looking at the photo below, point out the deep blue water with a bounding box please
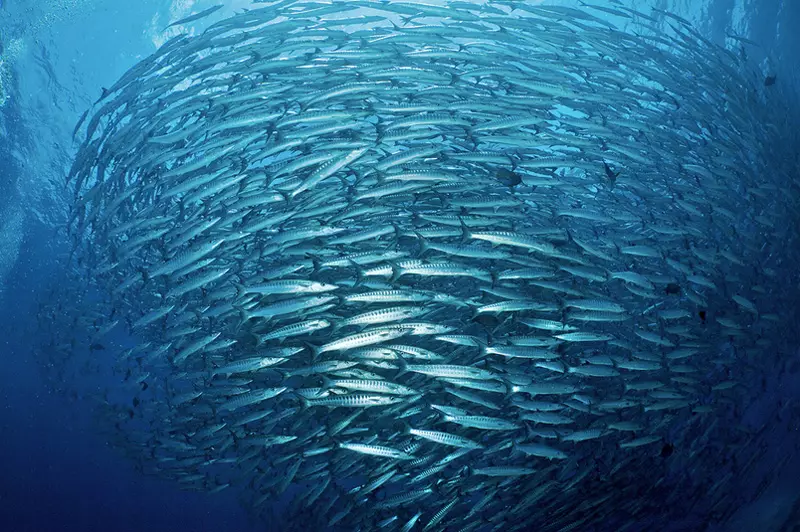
[0,228,250,531]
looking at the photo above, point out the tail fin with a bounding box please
[388,261,405,284]
[502,377,516,402]
[395,357,409,379]
[459,217,473,243]
[415,232,430,256]
[235,306,251,330]
[94,87,110,104]
[347,259,364,287]
[232,281,247,299]
[390,223,402,247]
[304,341,322,360]
[248,332,262,348]
[375,121,387,143]
[297,393,311,410]
[307,253,323,274]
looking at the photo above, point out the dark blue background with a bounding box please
[0,149,255,532]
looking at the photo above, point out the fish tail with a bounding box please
[414,232,429,256]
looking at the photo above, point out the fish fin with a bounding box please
[334,173,351,188]
[458,217,472,243]
[248,332,262,348]
[347,259,364,287]
[390,223,402,247]
[395,357,408,379]
[470,305,483,321]
[502,378,516,402]
[304,341,321,360]
[235,306,251,327]
[388,261,404,284]
[297,394,311,410]
[432,413,448,426]
[306,253,323,274]
[473,337,490,360]
[414,232,429,256]
[493,316,511,336]
[375,121,387,143]
[94,87,110,104]
[510,438,520,456]
[281,188,297,202]
[231,281,247,298]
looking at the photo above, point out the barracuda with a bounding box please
[55,1,798,530]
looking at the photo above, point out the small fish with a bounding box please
[54,2,795,531]
[164,4,224,30]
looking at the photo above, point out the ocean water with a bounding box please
[0,1,799,531]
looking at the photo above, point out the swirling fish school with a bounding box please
[50,1,800,531]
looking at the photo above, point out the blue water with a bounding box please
[0,220,251,531]
[0,2,255,525]
[1,1,799,531]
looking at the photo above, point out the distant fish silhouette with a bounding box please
[495,168,521,187]
[472,314,500,328]
[603,160,620,184]
[664,283,681,295]
[164,4,224,32]
[765,75,777,86]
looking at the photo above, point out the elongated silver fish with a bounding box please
[55,2,798,531]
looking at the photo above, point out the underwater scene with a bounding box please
[0,1,799,531]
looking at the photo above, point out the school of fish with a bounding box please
[44,0,800,530]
